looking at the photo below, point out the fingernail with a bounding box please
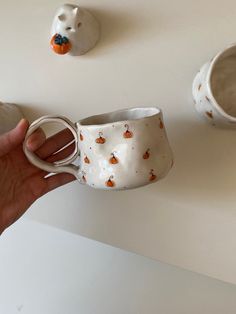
[17,118,28,129]
[17,118,25,126]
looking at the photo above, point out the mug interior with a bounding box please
[79,107,160,126]
[210,45,236,117]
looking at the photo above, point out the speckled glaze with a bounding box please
[23,108,174,190]
[193,43,236,128]
[50,3,100,56]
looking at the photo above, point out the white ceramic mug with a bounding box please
[23,107,174,190]
[193,43,236,127]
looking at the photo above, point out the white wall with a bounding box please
[1,0,236,283]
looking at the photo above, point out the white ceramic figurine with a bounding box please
[50,3,100,56]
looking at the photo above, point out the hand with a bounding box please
[0,119,76,234]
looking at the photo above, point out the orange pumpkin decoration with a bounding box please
[159,119,164,129]
[96,132,106,144]
[109,153,119,164]
[80,131,84,141]
[123,124,133,139]
[50,34,71,55]
[84,155,90,164]
[206,111,213,119]
[106,176,115,188]
[143,149,150,160]
[149,169,157,181]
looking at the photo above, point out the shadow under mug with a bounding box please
[193,43,236,128]
[23,107,174,190]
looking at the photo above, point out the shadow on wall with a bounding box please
[151,116,236,207]
[80,7,161,57]
[19,103,53,123]
[19,103,73,135]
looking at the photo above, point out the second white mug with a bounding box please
[193,43,236,128]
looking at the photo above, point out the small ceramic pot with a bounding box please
[23,107,174,190]
[0,102,24,135]
[193,43,236,127]
[50,3,100,56]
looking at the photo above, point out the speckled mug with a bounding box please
[23,107,174,190]
[193,43,236,127]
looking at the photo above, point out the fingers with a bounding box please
[46,142,76,163]
[26,136,76,180]
[0,119,29,157]
[35,143,76,178]
[26,128,46,152]
[44,173,76,194]
[28,128,74,159]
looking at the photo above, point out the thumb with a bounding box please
[0,119,29,157]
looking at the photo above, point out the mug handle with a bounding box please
[23,115,80,178]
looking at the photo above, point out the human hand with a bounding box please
[0,119,76,234]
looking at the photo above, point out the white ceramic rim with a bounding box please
[77,107,162,127]
[206,42,236,122]
[23,116,80,177]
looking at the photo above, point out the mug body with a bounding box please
[192,43,236,128]
[76,107,173,190]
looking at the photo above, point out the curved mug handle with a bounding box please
[23,115,80,178]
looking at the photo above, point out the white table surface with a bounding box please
[1,0,236,284]
[1,219,236,314]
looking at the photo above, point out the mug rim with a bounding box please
[206,42,236,122]
[77,106,162,127]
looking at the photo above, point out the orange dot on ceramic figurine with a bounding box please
[123,124,133,139]
[109,153,119,164]
[96,132,106,144]
[143,149,150,160]
[149,169,157,181]
[84,155,90,164]
[106,176,115,187]
[50,34,71,55]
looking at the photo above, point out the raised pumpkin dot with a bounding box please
[143,149,150,160]
[109,153,119,164]
[123,124,133,139]
[96,132,106,144]
[106,176,115,188]
[149,169,157,182]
